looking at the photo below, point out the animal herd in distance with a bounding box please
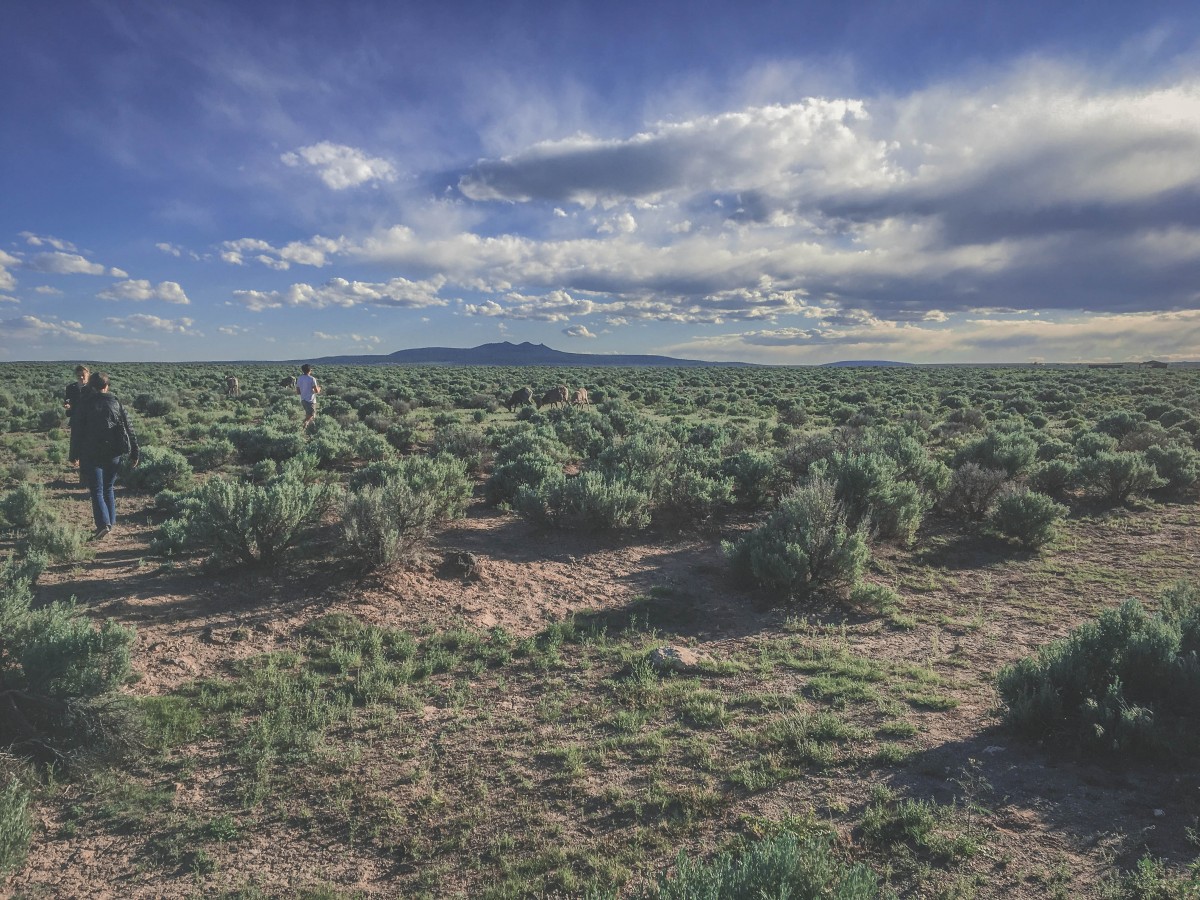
[505,385,589,411]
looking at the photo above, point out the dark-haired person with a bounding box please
[296,363,321,430]
[64,364,93,486]
[69,372,140,540]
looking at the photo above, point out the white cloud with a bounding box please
[105,314,199,334]
[312,331,382,348]
[0,295,18,304]
[667,308,1200,364]
[19,232,76,251]
[156,242,182,257]
[217,324,249,336]
[98,279,191,304]
[562,324,597,339]
[219,235,345,269]
[26,251,107,276]
[0,250,18,291]
[234,275,447,311]
[0,315,155,348]
[281,142,397,190]
[34,285,62,295]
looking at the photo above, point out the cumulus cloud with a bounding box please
[0,295,18,304]
[98,279,191,304]
[105,314,199,334]
[26,251,108,276]
[562,324,597,339]
[217,324,249,336]
[312,331,382,349]
[0,250,18,291]
[34,285,62,295]
[219,235,345,269]
[281,142,397,190]
[667,309,1200,365]
[19,232,76,251]
[234,275,448,311]
[0,315,155,349]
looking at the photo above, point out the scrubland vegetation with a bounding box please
[2,361,1200,897]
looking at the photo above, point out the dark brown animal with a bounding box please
[279,376,297,389]
[571,387,590,406]
[504,386,535,412]
[225,376,240,397]
[537,385,569,409]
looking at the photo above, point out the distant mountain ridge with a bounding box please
[303,341,753,367]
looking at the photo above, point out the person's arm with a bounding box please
[122,406,140,466]
[314,380,321,394]
[69,402,84,463]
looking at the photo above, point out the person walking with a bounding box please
[296,363,321,430]
[64,365,92,486]
[69,372,140,540]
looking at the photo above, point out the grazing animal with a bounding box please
[571,387,590,407]
[225,375,240,397]
[537,385,569,409]
[504,386,535,412]
[279,376,297,389]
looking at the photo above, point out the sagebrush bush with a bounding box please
[640,833,885,900]
[0,772,32,879]
[1078,451,1166,503]
[224,425,306,463]
[953,430,1038,477]
[24,520,91,563]
[1030,458,1077,496]
[340,454,471,571]
[0,483,48,531]
[941,463,1008,520]
[164,474,334,566]
[122,445,194,493]
[988,489,1068,549]
[823,451,927,544]
[515,471,652,532]
[724,478,869,600]
[188,436,236,471]
[997,590,1200,756]
[0,552,136,760]
[1145,445,1200,493]
[724,449,780,507]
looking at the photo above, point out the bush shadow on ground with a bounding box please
[871,723,1200,881]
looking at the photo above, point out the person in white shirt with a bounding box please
[296,363,322,429]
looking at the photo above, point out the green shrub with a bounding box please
[953,430,1038,477]
[24,520,91,563]
[823,451,927,544]
[165,474,334,567]
[941,463,1008,520]
[340,454,471,571]
[123,445,194,493]
[1078,451,1167,503]
[188,437,236,471]
[725,449,780,508]
[1030,458,1077,496]
[997,592,1200,756]
[1145,445,1200,493]
[724,478,869,600]
[0,553,136,759]
[0,774,33,879]
[0,483,49,531]
[643,833,884,899]
[515,471,652,532]
[988,489,1068,549]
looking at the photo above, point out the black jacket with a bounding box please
[64,381,91,423]
[69,392,140,465]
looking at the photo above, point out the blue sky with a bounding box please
[2,0,1200,364]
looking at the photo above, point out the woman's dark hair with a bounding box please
[88,372,110,391]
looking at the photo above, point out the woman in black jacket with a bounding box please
[68,372,140,539]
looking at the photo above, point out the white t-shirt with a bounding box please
[297,374,318,403]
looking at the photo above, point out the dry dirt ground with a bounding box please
[7,477,1200,898]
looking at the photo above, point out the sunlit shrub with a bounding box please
[724,478,869,600]
[988,489,1068,549]
[1078,451,1166,503]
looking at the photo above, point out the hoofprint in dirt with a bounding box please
[9,495,1200,897]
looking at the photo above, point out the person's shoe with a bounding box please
[92,525,112,540]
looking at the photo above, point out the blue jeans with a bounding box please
[86,456,122,530]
